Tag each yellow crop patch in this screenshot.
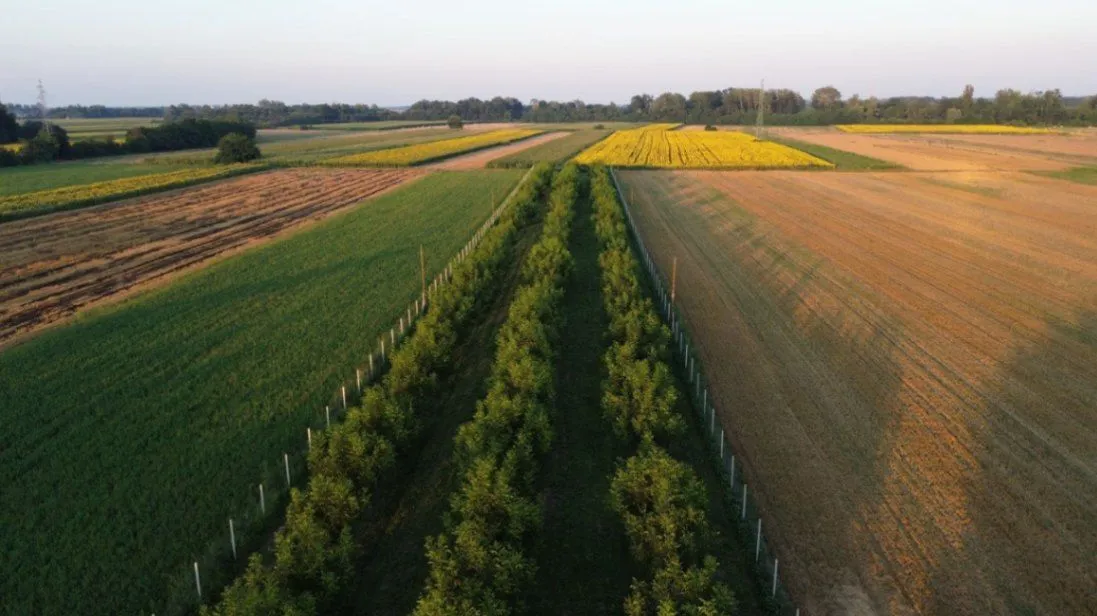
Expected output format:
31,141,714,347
574,127,832,169
324,129,542,166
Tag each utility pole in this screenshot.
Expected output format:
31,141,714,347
755,79,765,138
36,79,51,135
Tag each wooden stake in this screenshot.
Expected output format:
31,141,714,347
325,406,331,429
671,256,678,303
755,519,763,561
341,386,347,410
369,354,374,378
284,453,291,487
307,428,312,450
193,561,202,599
730,455,736,488
229,518,237,559
259,483,265,514
772,559,780,597
742,484,748,519
356,369,361,392
420,244,427,300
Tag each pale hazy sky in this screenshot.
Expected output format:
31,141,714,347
2,0,1094,106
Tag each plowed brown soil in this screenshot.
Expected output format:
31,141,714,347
0,168,421,347
772,128,1080,171
426,131,567,169
619,169,1097,616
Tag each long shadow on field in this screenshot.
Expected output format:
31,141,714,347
620,170,912,616
922,309,1097,616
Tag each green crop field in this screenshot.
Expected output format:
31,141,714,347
487,129,611,167
0,159,203,196
52,117,162,137
764,134,902,170
316,120,448,131
0,169,523,616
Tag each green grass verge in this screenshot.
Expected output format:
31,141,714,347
1036,166,1097,185
0,169,523,616
313,120,449,131
766,135,903,170
487,130,611,168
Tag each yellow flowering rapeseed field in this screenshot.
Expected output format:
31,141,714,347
324,129,542,166
574,127,832,169
836,124,1052,134
0,165,260,217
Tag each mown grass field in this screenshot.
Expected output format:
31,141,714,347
0,170,523,616
487,129,611,167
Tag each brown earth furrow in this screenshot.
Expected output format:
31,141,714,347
0,172,407,308
0,168,421,347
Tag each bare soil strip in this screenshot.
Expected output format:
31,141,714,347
426,131,568,170
0,168,421,347
771,128,1083,171
619,169,1097,616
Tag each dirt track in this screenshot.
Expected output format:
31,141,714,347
0,168,421,347
620,169,1097,616
772,128,1085,171
426,131,567,169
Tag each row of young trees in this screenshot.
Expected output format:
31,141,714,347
413,163,577,615
591,165,737,615
202,165,555,616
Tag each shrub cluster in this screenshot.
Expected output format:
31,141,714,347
201,163,554,616
590,165,737,615
413,164,579,615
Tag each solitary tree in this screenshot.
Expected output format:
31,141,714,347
447,115,463,129
810,86,843,111
214,133,260,164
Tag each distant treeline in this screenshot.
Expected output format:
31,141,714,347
0,105,255,167
7,85,1097,128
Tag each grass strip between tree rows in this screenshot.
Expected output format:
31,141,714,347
412,164,579,614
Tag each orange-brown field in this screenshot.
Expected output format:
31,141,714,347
771,127,1097,171
0,168,420,346
619,168,1097,615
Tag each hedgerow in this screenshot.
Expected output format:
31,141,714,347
589,164,737,615
201,163,554,616
413,164,579,615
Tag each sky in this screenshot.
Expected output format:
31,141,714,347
2,0,1095,107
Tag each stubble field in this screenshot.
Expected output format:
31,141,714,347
619,168,1097,615
770,128,1095,171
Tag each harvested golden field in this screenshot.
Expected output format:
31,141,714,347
619,169,1097,616
0,168,421,346
771,128,1075,171
574,126,831,169
836,124,1052,134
